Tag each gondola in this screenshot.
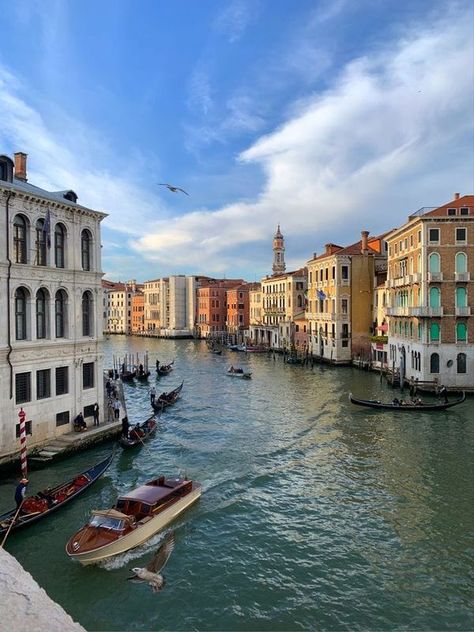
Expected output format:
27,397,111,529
210,349,222,355
152,381,184,411
157,361,174,376
349,392,466,411
0,452,113,537
136,370,151,381
120,370,136,382
120,417,157,448
227,367,252,379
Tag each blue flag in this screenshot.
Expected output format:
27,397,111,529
317,289,326,300
43,208,51,249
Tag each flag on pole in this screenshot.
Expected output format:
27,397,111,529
18,408,28,478
43,208,51,249
317,289,327,300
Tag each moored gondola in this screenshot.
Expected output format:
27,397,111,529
120,417,157,448
152,381,184,411
349,392,466,411
136,370,151,381
121,370,136,382
0,452,113,537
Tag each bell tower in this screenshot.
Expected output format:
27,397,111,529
272,225,286,275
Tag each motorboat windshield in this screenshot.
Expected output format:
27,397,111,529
89,512,127,531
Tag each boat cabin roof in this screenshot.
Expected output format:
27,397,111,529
118,477,190,505
92,509,131,521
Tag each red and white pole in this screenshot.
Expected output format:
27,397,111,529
18,408,27,478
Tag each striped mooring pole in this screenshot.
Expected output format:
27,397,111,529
18,407,28,478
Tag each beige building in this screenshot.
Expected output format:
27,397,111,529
306,232,387,363
249,283,263,330
385,194,474,388
103,279,142,334
144,278,168,332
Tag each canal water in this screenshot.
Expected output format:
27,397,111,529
1,336,473,631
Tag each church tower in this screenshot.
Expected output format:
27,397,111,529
272,225,286,275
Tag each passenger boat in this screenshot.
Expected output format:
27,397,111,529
157,361,174,376
119,417,157,448
0,453,113,537
227,368,252,379
152,381,184,411
66,474,201,565
349,392,466,411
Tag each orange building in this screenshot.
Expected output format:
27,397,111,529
196,279,245,338
226,283,256,335
131,293,145,334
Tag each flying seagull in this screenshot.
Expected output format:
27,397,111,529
127,531,175,593
158,183,189,196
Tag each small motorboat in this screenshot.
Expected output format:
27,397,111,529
119,417,157,448
66,474,201,565
152,381,184,411
227,367,252,379
349,392,466,411
0,453,113,537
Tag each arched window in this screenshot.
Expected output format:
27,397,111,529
55,290,67,338
418,322,422,340
455,252,467,274
36,288,48,339
35,218,47,266
81,229,92,271
54,223,66,268
457,352,466,374
13,215,28,264
428,252,440,273
430,322,440,342
15,287,29,340
82,291,93,336
456,287,467,307
456,322,467,342
429,287,440,308
430,352,439,373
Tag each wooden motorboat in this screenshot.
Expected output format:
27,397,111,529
157,361,174,376
227,367,252,379
152,381,184,411
349,392,466,411
119,417,157,448
0,453,113,537
66,475,201,565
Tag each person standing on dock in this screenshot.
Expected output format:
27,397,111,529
150,386,156,405
93,403,100,426
113,399,121,419
15,478,29,509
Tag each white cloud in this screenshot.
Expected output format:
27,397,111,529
214,0,261,43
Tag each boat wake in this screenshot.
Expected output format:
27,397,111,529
99,531,168,570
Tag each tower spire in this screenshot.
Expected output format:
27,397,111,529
272,225,286,274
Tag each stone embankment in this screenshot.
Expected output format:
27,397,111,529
0,548,84,631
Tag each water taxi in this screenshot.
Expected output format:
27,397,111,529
66,475,201,565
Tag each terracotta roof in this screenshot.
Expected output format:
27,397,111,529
417,195,474,218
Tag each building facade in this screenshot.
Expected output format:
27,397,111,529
385,194,474,388
143,278,168,332
226,283,253,337
196,279,244,338
131,293,145,334
0,152,106,460
103,279,141,334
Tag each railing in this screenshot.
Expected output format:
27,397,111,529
386,306,410,316
428,272,443,282
411,272,422,283
411,306,443,317
455,272,470,282
455,306,471,316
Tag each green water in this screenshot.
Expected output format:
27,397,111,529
1,337,473,631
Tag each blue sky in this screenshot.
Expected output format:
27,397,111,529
1,0,473,281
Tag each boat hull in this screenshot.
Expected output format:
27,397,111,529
67,486,201,565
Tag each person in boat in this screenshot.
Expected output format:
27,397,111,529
130,423,144,440
15,478,29,509
74,413,87,431
38,488,58,508
439,385,448,403
229,366,235,373
392,398,400,406
121,416,130,438
156,359,160,371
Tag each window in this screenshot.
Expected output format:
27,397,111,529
81,229,92,271
341,265,349,280
56,411,70,427
15,287,28,340
56,366,69,395
84,404,95,418
428,252,440,273
16,420,32,438
455,252,467,274
429,287,440,308
429,228,439,244
35,219,47,266
430,322,440,342
54,223,66,268
457,352,466,373
456,287,467,307
15,372,31,404
36,288,48,339
447,208,456,216
460,207,469,216
82,291,93,336
430,352,439,373
456,228,466,244
36,369,51,399
456,322,467,342
13,215,27,263
83,362,94,389
418,229,422,245
55,289,67,338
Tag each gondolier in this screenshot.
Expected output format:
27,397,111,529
15,478,28,509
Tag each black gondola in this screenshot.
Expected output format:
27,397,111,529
349,392,466,411
157,360,174,376
120,417,157,448
136,370,151,381
0,452,113,537
121,370,136,382
152,381,184,411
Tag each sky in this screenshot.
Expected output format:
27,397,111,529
0,0,473,282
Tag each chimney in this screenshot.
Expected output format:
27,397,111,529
361,230,369,255
313,252,317,259
454,192,460,200
14,152,28,182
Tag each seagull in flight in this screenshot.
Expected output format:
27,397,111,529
127,531,175,593
158,183,189,196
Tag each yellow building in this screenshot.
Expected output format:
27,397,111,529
306,232,387,363
143,278,168,332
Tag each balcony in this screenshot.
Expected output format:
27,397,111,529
411,272,422,283
428,271,443,282
455,306,471,316
386,306,410,316
411,306,444,317
455,272,470,282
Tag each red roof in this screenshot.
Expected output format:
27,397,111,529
418,195,474,218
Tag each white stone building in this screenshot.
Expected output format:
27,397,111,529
0,152,106,461
103,279,141,334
